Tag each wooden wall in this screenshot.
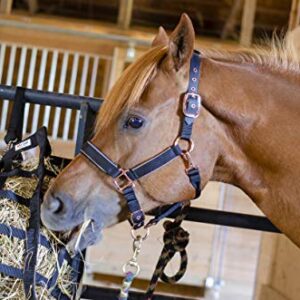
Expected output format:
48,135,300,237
1,11,300,300
12,0,292,39
255,235,300,300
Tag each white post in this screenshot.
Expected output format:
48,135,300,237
23,47,37,134
89,56,99,97
63,53,79,140
73,54,89,141
43,50,58,127
31,49,48,133
52,51,69,139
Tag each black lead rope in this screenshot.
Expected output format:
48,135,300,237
145,204,190,299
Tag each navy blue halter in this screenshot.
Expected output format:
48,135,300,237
81,51,202,229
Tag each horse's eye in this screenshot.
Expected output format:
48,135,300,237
125,115,144,129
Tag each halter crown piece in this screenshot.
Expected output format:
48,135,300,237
81,51,202,229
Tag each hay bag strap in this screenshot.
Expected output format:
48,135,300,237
0,127,51,299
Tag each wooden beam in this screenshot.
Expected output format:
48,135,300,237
118,0,134,29
240,0,257,47
28,0,38,14
108,47,127,89
0,0,13,14
221,0,243,40
289,0,300,31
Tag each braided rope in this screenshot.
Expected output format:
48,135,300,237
145,204,190,299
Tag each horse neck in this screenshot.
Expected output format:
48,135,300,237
199,57,300,246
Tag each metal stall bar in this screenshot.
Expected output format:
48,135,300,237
75,102,97,155
149,206,280,233
0,84,101,154
81,286,194,300
0,84,101,111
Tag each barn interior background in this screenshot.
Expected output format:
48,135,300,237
0,0,299,299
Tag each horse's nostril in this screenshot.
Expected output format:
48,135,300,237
48,197,64,214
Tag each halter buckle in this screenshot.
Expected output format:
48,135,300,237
114,169,135,192
183,92,201,118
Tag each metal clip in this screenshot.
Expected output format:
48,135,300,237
119,231,150,300
181,151,196,173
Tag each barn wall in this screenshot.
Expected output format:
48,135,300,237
255,234,300,300
1,11,299,300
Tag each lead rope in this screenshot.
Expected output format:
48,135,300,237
119,229,150,300
145,203,191,299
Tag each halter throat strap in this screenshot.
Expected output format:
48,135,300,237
80,51,202,229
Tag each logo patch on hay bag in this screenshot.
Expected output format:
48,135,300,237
15,139,32,151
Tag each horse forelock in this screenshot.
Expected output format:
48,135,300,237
95,45,168,134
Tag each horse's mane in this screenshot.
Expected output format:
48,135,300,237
96,37,299,133
201,36,300,73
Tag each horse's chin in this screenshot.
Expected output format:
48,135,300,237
66,219,103,254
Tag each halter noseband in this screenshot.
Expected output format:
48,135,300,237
81,51,202,229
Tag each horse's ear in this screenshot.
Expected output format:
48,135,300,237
152,26,169,47
168,13,195,71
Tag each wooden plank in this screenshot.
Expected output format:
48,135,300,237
108,47,127,89
254,233,279,300
28,0,38,14
289,0,300,31
0,13,242,52
0,0,13,14
221,0,243,40
118,0,134,29
257,285,289,300
240,0,257,47
271,236,300,300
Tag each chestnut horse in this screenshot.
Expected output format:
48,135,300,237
41,14,300,251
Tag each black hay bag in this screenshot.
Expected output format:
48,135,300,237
0,127,83,300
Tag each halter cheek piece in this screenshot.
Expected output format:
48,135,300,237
81,51,202,230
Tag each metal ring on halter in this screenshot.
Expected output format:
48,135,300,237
131,228,150,241
174,137,194,153
122,260,140,277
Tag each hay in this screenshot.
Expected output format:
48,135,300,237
0,157,79,300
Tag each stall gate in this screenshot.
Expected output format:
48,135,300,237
0,42,112,141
